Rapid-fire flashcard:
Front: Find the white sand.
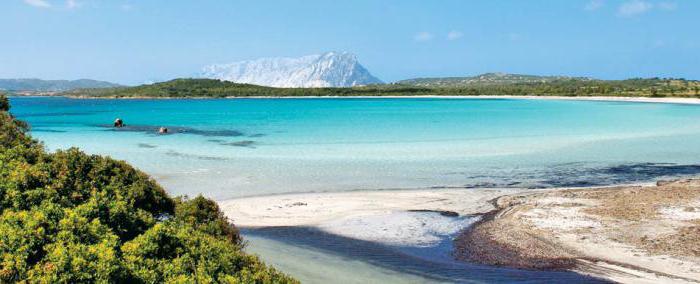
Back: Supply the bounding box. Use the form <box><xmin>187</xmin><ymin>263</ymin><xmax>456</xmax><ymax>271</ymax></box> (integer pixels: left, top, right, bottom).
<box><xmin>220</xmin><ymin>188</ymin><xmax>520</xmax><ymax>246</ymax></box>
<box><xmin>318</xmin><ymin>211</ymin><xmax>480</xmax><ymax>247</ymax></box>
<box><xmin>510</xmin><ymin>190</ymin><xmax>700</xmax><ymax>282</ymax></box>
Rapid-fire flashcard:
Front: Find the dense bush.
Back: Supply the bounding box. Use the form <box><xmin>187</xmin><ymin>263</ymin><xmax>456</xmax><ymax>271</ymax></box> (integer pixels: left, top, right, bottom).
<box><xmin>0</xmin><ymin>96</ymin><xmax>297</xmax><ymax>283</ymax></box>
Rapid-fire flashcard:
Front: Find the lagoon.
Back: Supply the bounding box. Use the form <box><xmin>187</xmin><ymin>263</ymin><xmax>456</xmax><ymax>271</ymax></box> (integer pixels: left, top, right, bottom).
<box><xmin>9</xmin><ymin>96</ymin><xmax>700</xmax><ymax>282</ymax></box>
<box><xmin>11</xmin><ymin>96</ymin><xmax>700</xmax><ymax>199</ymax></box>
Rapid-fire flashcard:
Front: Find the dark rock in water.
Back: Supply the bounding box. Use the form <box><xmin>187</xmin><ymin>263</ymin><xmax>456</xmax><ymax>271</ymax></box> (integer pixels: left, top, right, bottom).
<box><xmin>113</xmin><ymin>118</ymin><xmax>124</xmax><ymax>128</ymax></box>
<box><xmin>408</xmin><ymin>209</ymin><xmax>459</xmax><ymax>217</ymax></box>
<box><xmin>220</xmin><ymin>140</ymin><xmax>256</xmax><ymax>148</ymax></box>
<box><xmin>137</xmin><ymin>143</ymin><xmax>157</xmax><ymax>148</ymax></box>
<box><xmin>99</xmin><ymin>124</ymin><xmax>244</xmax><ymax>137</ymax></box>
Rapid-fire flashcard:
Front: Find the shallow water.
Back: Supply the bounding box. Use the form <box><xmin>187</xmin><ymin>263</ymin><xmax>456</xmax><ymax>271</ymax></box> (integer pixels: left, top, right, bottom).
<box><xmin>243</xmin><ymin>227</ymin><xmax>607</xmax><ymax>283</ymax></box>
<box><xmin>10</xmin><ymin>97</ymin><xmax>700</xmax><ymax>199</ymax></box>
<box><xmin>9</xmin><ymin>96</ymin><xmax>700</xmax><ymax>283</ymax></box>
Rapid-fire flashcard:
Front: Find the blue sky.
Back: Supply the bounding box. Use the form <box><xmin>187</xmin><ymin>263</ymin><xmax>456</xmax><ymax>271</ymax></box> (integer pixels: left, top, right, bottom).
<box><xmin>1</xmin><ymin>0</ymin><xmax>698</xmax><ymax>85</ymax></box>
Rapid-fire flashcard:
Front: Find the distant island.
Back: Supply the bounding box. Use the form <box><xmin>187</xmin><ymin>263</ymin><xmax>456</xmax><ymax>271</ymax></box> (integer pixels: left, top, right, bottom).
<box><xmin>56</xmin><ymin>73</ymin><xmax>700</xmax><ymax>99</ymax></box>
<box><xmin>0</xmin><ymin>78</ymin><xmax>121</xmax><ymax>93</ymax></box>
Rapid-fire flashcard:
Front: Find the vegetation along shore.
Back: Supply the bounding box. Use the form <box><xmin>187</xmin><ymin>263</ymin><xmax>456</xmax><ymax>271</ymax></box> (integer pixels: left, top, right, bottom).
<box><xmin>0</xmin><ymin>95</ymin><xmax>297</xmax><ymax>283</ymax></box>
<box><xmin>33</xmin><ymin>73</ymin><xmax>700</xmax><ymax>99</ymax></box>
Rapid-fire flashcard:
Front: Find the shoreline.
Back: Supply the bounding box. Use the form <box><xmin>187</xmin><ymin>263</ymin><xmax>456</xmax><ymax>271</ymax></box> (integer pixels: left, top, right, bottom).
<box><xmin>218</xmin><ymin>182</ymin><xmax>654</xmax><ymax>228</ymax></box>
<box><xmin>220</xmin><ymin>180</ymin><xmax>699</xmax><ymax>283</ymax></box>
<box><xmin>455</xmin><ymin>179</ymin><xmax>700</xmax><ymax>283</ymax></box>
<box><xmin>11</xmin><ymin>94</ymin><xmax>700</xmax><ymax>105</ymax></box>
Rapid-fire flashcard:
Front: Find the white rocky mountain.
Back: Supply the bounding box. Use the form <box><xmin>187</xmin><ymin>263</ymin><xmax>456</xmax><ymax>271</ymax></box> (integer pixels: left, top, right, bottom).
<box><xmin>200</xmin><ymin>52</ymin><xmax>382</xmax><ymax>88</ymax></box>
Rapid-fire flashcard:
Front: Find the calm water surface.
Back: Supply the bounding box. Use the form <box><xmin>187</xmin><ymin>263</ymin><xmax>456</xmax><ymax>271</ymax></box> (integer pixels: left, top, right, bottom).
<box><xmin>10</xmin><ymin>96</ymin><xmax>700</xmax><ymax>283</ymax></box>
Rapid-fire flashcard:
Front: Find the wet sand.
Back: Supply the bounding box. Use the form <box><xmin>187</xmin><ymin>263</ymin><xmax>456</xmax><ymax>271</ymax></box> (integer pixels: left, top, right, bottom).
<box><xmin>219</xmin><ymin>188</ymin><xmax>521</xmax><ymax>246</ymax></box>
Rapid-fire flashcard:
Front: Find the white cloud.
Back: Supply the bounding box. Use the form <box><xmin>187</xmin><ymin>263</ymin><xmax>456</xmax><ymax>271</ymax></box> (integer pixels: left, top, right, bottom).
<box><xmin>447</xmin><ymin>30</ymin><xmax>463</xmax><ymax>40</ymax></box>
<box><xmin>23</xmin><ymin>0</ymin><xmax>51</xmax><ymax>8</ymax></box>
<box><xmin>618</xmin><ymin>0</ymin><xmax>653</xmax><ymax>17</ymax></box>
<box><xmin>66</xmin><ymin>0</ymin><xmax>81</xmax><ymax>9</ymax></box>
<box><xmin>585</xmin><ymin>0</ymin><xmax>604</xmax><ymax>11</ymax></box>
<box><xmin>658</xmin><ymin>2</ymin><xmax>677</xmax><ymax>11</ymax></box>
<box><xmin>120</xmin><ymin>3</ymin><xmax>133</xmax><ymax>11</ymax></box>
<box><xmin>414</xmin><ymin>32</ymin><xmax>433</xmax><ymax>42</ymax></box>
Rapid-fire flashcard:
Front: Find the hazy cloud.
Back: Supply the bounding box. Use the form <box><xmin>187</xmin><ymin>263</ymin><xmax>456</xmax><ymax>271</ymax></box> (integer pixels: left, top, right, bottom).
<box><xmin>585</xmin><ymin>0</ymin><xmax>604</xmax><ymax>11</ymax></box>
<box><xmin>447</xmin><ymin>30</ymin><xmax>463</xmax><ymax>40</ymax></box>
<box><xmin>658</xmin><ymin>2</ymin><xmax>677</xmax><ymax>11</ymax></box>
<box><xmin>23</xmin><ymin>0</ymin><xmax>51</xmax><ymax>8</ymax></box>
<box><xmin>66</xmin><ymin>0</ymin><xmax>81</xmax><ymax>9</ymax></box>
<box><xmin>120</xmin><ymin>3</ymin><xmax>133</xmax><ymax>11</ymax></box>
<box><xmin>414</xmin><ymin>32</ymin><xmax>433</xmax><ymax>42</ymax></box>
<box><xmin>618</xmin><ymin>0</ymin><xmax>653</xmax><ymax>17</ymax></box>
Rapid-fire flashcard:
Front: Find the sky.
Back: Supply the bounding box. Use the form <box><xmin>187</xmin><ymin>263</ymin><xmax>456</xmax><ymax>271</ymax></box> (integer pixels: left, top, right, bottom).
<box><xmin>1</xmin><ymin>0</ymin><xmax>698</xmax><ymax>85</ymax></box>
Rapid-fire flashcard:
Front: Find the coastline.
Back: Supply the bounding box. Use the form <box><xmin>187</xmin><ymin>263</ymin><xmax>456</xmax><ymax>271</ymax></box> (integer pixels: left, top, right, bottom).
<box><xmin>455</xmin><ymin>179</ymin><xmax>700</xmax><ymax>283</ymax></box>
<box><xmin>14</xmin><ymin>94</ymin><xmax>700</xmax><ymax>105</ymax></box>
<box><xmin>221</xmin><ymin>180</ymin><xmax>700</xmax><ymax>283</ymax></box>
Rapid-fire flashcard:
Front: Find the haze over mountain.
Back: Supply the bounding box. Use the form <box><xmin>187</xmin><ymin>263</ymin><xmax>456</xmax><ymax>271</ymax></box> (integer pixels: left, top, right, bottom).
<box><xmin>0</xmin><ymin>78</ymin><xmax>121</xmax><ymax>92</ymax></box>
<box><xmin>200</xmin><ymin>52</ymin><xmax>382</xmax><ymax>88</ymax></box>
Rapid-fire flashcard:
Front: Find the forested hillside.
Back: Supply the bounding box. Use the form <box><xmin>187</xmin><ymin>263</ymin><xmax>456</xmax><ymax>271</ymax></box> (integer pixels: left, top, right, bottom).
<box><xmin>63</xmin><ymin>76</ymin><xmax>700</xmax><ymax>98</ymax></box>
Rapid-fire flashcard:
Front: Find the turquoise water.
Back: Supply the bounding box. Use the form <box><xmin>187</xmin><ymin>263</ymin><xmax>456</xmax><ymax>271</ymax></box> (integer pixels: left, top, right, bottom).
<box><xmin>10</xmin><ymin>96</ymin><xmax>700</xmax><ymax>200</ymax></box>
<box><xmin>9</xmin><ymin>96</ymin><xmax>700</xmax><ymax>283</ymax></box>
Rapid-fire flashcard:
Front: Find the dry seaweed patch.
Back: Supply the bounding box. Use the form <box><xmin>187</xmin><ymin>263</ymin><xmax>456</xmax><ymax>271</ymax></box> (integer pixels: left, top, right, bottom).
<box><xmin>584</xmin><ymin>180</ymin><xmax>700</xmax><ymax>222</ymax></box>
<box><xmin>455</xmin><ymin>179</ymin><xmax>700</xmax><ymax>283</ymax></box>
<box><xmin>454</xmin><ymin>209</ymin><xmax>579</xmax><ymax>270</ymax></box>
<box><xmin>581</xmin><ymin>180</ymin><xmax>700</xmax><ymax>258</ymax></box>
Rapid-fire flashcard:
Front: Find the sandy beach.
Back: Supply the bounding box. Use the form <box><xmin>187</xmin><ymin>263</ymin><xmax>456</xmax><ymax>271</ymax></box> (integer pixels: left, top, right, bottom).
<box><xmin>455</xmin><ymin>179</ymin><xmax>700</xmax><ymax>283</ymax></box>
<box><xmin>221</xmin><ymin>180</ymin><xmax>700</xmax><ymax>283</ymax></box>
<box><xmin>220</xmin><ymin>188</ymin><xmax>522</xmax><ymax>246</ymax></box>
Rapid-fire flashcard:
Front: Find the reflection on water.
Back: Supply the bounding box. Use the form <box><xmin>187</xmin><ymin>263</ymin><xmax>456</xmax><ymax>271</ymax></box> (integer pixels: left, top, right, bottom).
<box><xmin>243</xmin><ymin>227</ymin><xmax>609</xmax><ymax>283</ymax></box>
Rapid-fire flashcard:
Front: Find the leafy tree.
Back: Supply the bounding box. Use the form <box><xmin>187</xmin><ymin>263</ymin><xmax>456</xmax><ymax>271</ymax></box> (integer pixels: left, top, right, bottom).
<box><xmin>175</xmin><ymin>195</ymin><xmax>241</xmax><ymax>244</ymax></box>
<box><xmin>0</xmin><ymin>96</ymin><xmax>8</xmax><ymax>112</ymax></box>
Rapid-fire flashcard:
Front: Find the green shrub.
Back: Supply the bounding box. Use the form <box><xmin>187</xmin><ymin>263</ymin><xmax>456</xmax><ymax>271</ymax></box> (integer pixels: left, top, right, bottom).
<box><xmin>0</xmin><ymin>95</ymin><xmax>297</xmax><ymax>283</ymax></box>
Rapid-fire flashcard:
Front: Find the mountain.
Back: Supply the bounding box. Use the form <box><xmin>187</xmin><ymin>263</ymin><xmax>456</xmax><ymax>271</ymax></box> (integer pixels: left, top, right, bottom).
<box><xmin>398</xmin><ymin>73</ymin><xmax>592</xmax><ymax>87</ymax></box>
<box><xmin>0</xmin><ymin>78</ymin><xmax>121</xmax><ymax>92</ymax></box>
<box><xmin>200</xmin><ymin>52</ymin><xmax>383</xmax><ymax>88</ymax></box>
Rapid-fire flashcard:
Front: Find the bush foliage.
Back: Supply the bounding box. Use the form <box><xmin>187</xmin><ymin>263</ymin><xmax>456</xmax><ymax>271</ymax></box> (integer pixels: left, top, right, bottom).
<box><xmin>0</xmin><ymin>96</ymin><xmax>297</xmax><ymax>283</ymax></box>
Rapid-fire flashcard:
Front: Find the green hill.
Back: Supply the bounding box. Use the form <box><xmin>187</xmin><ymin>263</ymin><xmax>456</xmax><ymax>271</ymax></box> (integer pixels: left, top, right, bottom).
<box><xmin>397</xmin><ymin>73</ymin><xmax>592</xmax><ymax>87</ymax></box>
<box><xmin>0</xmin><ymin>78</ymin><xmax>121</xmax><ymax>92</ymax></box>
<box><xmin>63</xmin><ymin>78</ymin><xmax>434</xmax><ymax>98</ymax></box>
<box><xmin>62</xmin><ymin>76</ymin><xmax>700</xmax><ymax>98</ymax></box>
<box><xmin>0</xmin><ymin>95</ymin><xmax>297</xmax><ymax>283</ymax></box>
